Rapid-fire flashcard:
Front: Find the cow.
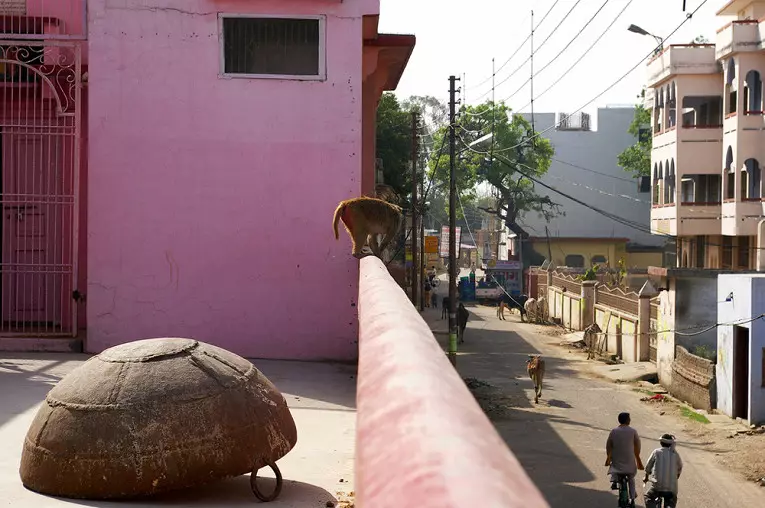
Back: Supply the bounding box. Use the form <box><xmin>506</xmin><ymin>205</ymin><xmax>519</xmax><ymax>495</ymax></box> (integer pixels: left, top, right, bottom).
<box><xmin>496</xmin><ymin>293</ymin><xmax>529</xmax><ymax>321</ymax></box>
<box><xmin>457</xmin><ymin>303</ymin><xmax>469</xmax><ymax>344</ymax></box>
<box><xmin>584</xmin><ymin>323</ymin><xmax>602</xmax><ymax>360</ymax></box>
<box><xmin>524</xmin><ymin>296</ymin><xmax>547</xmax><ymax>324</ymax></box>
<box><xmin>526</xmin><ymin>354</ymin><xmax>546</xmax><ymax>404</ymax></box>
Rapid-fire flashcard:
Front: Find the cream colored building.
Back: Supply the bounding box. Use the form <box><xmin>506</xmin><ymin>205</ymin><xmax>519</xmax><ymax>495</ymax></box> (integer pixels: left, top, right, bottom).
<box><xmin>648</xmin><ymin>0</ymin><xmax>765</xmax><ymax>269</ymax></box>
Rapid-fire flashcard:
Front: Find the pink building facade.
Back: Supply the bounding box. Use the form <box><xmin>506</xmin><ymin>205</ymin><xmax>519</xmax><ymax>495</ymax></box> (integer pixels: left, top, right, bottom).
<box><xmin>0</xmin><ymin>1</ymin><xmax>414</xmax><ymax>360</ymax></box>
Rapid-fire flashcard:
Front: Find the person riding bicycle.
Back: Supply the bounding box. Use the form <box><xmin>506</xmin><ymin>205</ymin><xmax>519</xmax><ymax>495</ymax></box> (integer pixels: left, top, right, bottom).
<box><xmin>643</xmin><ymin>434</ymin><xmax>683</xmax><ymax>508</ymax></box>
<box><xmin>605</xmin><ymin>412</ymin><xmax>644</xmax><ymax>508</ymax></box>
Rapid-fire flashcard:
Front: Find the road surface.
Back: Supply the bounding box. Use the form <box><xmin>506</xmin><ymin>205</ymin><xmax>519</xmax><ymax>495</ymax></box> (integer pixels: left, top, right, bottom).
<box><xmin>425</xmin><ymin>300</ymin><xmax>763</xmax><ymax>507</ymax></box>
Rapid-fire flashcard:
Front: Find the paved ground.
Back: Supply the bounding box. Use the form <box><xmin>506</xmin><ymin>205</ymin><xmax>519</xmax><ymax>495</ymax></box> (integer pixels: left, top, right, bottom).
<box><xmin>423</xmin><ymin>280</ymin><xmax>763</xmax><ymax>507</ymax></box>
<box><xmin>0</xmin><ymin>354</ymin><xmax>356</xmax><ymax>508</ymax></box>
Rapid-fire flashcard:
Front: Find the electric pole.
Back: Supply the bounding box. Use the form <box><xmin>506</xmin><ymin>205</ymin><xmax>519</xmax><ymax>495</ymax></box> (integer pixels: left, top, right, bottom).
<box><xmin>448</xmin><ymin>75</ymin><xmax>460</xmax><ymax>367</ymax></box>
<box><xmin>419</xmin><ymin>200</ymin><xmax>426</xmax><ymax>311</ymax></box>
<box><xmin>410</xmin><ymin>110</ymin><xmax>419</xmax><ymax>306</ymax></box>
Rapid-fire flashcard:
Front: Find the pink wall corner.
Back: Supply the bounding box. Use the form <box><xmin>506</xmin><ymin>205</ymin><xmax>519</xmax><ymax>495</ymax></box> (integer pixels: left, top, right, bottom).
<box><xmin>86</xmin><ymin>1</ymin><xmax>374</xmax><ymax>360</ymax></box>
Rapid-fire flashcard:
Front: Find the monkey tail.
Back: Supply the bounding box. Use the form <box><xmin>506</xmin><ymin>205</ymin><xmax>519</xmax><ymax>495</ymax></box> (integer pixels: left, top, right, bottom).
<box><xmin>333</xmin><ymin>203</ymin><xmax>345</xmax><ymax>240</ymax></box>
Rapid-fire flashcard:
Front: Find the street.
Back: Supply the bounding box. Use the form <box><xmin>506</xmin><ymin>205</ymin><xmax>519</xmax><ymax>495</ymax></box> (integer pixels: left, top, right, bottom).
<box><xmin>422</xmin><ymin>289</ymin><xmax>762</xmax><ymax>507</ymax></box>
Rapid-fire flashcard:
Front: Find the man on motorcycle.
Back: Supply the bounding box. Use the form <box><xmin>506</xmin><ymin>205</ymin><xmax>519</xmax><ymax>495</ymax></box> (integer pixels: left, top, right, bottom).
<box><xmin>643</xmin><ymin>434</ymin><xmax>683</xmax><ymax>508</ymax></box>
<box><xmin>605</xmin><ymin>412</ymin><xmax>643</xmax><ymax>507</ymax></box>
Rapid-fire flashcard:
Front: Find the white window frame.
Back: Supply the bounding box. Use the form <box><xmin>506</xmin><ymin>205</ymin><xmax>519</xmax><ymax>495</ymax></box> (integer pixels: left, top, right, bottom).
<box><xmin>218</xmin><ymin>13</ymin><xmax>327</xmax><ymax>81</ymax></box>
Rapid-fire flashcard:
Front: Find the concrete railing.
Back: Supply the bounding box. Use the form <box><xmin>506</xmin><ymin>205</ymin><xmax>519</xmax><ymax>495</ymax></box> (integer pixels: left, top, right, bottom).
<box><xmin>356</xmin><ymin>257</ymin><xmax>548</xmax><ymax>507</ymax></box>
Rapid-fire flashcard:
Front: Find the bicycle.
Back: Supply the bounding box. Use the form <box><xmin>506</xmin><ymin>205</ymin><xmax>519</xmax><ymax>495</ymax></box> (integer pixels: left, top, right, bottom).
<box><xmin>643</xmin><ymin>485</ymin><xmax>676</xmax><ymax>508</ymax></box>
<box><xmin>614</xmin><ymin>474</ymin><xmax>634</xmax><ymax>508</ymax></box>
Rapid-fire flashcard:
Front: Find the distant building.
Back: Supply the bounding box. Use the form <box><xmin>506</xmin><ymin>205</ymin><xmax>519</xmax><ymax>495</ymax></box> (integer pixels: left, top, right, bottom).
<box><xmin>514</xmin><ymin>108</ymin><xmax>664</xmax><ymax>270</ymax></box>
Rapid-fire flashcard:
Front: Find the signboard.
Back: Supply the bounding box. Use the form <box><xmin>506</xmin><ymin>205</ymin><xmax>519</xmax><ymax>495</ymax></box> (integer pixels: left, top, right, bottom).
<box><xmin>424</xmin><ymin>235</ymin><xmax>439</xmax><ymax>254</ymax></box>
<box><xmin>0</xmin><ymin>0</ymin><xmax>25</xmax><ymax>14</ymax></box>
<box><xmin>439</xmin><ymin>226</ymin><xmax>462</xmax><ymax>259</ymax></box>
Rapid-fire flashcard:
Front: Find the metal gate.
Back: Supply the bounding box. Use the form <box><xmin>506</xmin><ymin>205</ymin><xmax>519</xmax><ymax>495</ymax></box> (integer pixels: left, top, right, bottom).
<box><xmin>0</xmin><ymin>40</ymin><xmax>82</xmax><ymax>336</ymax></box>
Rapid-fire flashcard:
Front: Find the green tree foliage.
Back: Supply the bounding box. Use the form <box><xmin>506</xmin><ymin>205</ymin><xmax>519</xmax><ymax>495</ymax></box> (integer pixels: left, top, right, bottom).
<box><xmin>429</xmin><ymin>101</ymin><xmax>558</xmax><ymax>235</ymax></box>
<box><xmin>617</xmin><ymin>89</ymin><xmax>652</xmax><ymax>178</ymax></box>
<box><xmin>375</xmin><ymin>93</ymin><xmax>413</xmax><ymax>200</ymax></box>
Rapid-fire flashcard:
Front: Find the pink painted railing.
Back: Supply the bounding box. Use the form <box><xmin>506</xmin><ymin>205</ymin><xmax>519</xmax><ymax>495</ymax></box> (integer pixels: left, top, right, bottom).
<box><xmin>356</xmin><ymin>257</ymin><xmax>548</xmax><ymax>507</ymax></box>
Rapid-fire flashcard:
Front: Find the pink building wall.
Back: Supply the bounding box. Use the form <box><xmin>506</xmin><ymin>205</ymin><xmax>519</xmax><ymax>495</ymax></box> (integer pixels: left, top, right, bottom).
<box><xmin>86</xmin><ymin>0</ymin><xmax>380</xmax><ymax>360</ymax></box>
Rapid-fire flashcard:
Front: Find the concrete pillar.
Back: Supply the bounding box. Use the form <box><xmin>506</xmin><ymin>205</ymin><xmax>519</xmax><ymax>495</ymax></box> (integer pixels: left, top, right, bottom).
<box><xmin>757</xmin><ymin>219</ymin><xmax>765</xmax><ymax>272</ymax></box>
<box><xmin>581</xmin><ymin>281</ymin><xmax>597</xmax><ymax>328</ymax></box>
<box><xmin>638</xmin><ymin>280</ymin><xmax>660</xmax><ymax>362</ymax></box>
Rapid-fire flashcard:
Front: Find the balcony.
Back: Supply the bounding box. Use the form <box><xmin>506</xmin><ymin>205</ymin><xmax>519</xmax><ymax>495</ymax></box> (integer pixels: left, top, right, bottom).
<box><xmin>646</xmin><ymin>44</ymin><xmax>718</xmax><ymax>88</ymax></box>
<box><xmin>716</xmin><ymin>20</ymin><xmax>762</xmax><ymax>59</ymax></box>
<box><xmin>0</xmin><ymin>0</ymin><xmax>86</xmax><ymax>40</ymax></box>
<box><xmin>652</xmin><ymin>174</ymin><xmax>722</xmax><ymax>237</ymax></box>
<box><xmin>721</xmin><ymin>200</ymin><xmax>764</xmax><ymax>236</ymax></box>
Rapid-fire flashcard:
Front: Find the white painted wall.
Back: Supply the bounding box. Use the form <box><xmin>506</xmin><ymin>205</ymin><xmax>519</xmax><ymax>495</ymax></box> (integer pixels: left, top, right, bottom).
<box><xmin>717</xmin><ymin>274</ymin><xmax>765</xmax><ymax>424</ymax></box>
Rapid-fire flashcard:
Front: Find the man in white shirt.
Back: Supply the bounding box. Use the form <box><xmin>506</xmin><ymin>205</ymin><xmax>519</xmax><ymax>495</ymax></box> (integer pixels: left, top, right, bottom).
<box><xmin>643</xmin><ymin>434</ymin><xmax>683</xmax><ymax>508</ymax></box>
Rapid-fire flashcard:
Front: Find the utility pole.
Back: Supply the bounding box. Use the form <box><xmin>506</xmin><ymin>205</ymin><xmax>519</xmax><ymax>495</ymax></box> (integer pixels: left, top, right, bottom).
<box><xmin>419</xmin><ymin>200</ymin><xmax>426</xmax><ymax>311</ymax></box>
<box><xmin>448</xmin><ymin>75</ymin><xmax>460</xmax><ymax>367</ymax></box>
<box><xmin>410</xmin><ymin>110</ymin><xmax>419</xmax><ymax>306</ymax></box>
<box><xmin>530</xmin><ymin>10</ymin><xmax>536</xmax><ymax>142</ymax></box>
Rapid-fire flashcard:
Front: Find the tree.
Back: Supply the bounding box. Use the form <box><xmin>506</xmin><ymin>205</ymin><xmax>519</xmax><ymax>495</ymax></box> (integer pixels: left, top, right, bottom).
<box><xmin>617</xmin><ymin>89</ymin><xmax>651</xmax><ymax>178</ymax></box>
<box><xmin>375</xmin><ymin>93</ymin><xmax>413</xmax><ymax>200</ymax></box>
<box><xmin>428</xmin><ymin>101</ymin><xmax>558</xmax><ymax>236</ymax></box>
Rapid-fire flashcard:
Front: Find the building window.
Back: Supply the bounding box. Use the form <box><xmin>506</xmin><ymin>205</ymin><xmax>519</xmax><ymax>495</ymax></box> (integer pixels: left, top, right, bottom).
<box><xmin>220</xmin><ymin>15</ymin><xmax>326</xmax><ymax>79</ymax></box>
<box><xmin>738</xmin><ymin>236</ymin><xmax>751</xmax><ymax>269</ymax></box>
<box><xmin>725</xmin><ymin>146</ymin><xmax>735</xmax><ymax>200</ymax></box>
<box><xmin>667</xmin><ymin>82</ymin><xmax>677</xmax><ymax>127</ymax></box>
<box><xmin>591</xmin><ymin>255</ymin><xmax>607</xmax><ymax>265</ymax></box>
<box><xmin>744</xmin><ymin>158</ymin><xmax>761</xmax><ymax>199</ymax></box>
<box><xmin>722</xmin><ymin>236</ymin><xmax>734</xmax><ymax>269</ymax></box>
<box><xmin>638</xmin><ymin>175</ymin><xmax>651</xmax><ymax>193</ymax></box>
<box><xmin>744</xmin><ymin>70</ymin><xmax>763</xmax><ymax>114</ymax></box>
<box><xmin>726</xmin><ymin>58</ymin><xmax>737</xmax><ymax>115</ymax></box>
<box><xmin>695</xmin><ymin>235</ymin><xmax>706</xmax><ymax>268</ymax></box>
<box><xmin>653</xmin><ymin>163</ymin><xmax>663</xmax><ymax>205</ymax></box>
<box><xmin>565</xmin><ymin>254</ymin><xmax>585</xmax><ymax>268</ymax></box>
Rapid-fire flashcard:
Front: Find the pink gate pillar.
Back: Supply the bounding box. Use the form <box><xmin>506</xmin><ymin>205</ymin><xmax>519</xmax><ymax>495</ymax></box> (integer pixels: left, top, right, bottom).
<box><xmin>356</xmin><ymin>257</ymin><xmax>549</xmax><ymax>507</ymax></box>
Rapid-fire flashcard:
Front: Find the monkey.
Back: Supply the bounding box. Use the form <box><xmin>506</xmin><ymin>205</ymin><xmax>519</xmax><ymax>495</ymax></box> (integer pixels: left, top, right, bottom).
<box><xmin>333</xmin><ymin>197</ymin><xmax>403</xmax><ymax>259</ymax></box>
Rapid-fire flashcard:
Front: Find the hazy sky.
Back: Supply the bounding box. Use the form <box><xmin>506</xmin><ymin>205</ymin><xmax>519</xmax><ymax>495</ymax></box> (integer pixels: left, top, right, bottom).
<box><xmin>378</xmin><ymin>0</ymin><xmax>731</xmax><ymax>120</ymax></box>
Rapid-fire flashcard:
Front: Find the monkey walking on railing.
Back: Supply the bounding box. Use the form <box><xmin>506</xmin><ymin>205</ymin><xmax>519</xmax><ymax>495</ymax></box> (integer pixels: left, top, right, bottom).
<box><xmin>333</xmin><ymin>197</ymin><xmax>403</xmax><ymax>259</ymax></box>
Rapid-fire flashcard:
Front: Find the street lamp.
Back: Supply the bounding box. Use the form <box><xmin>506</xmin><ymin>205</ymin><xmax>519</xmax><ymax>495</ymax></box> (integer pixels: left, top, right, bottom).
<box><xmin>628</xmin><ymin>24</ymin><xmax>664</xmax><ymax>55</ymax></box>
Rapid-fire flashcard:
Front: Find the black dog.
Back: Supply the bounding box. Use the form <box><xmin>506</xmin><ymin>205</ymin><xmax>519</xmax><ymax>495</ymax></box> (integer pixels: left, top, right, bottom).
<box><xmin>497</xmin><ymin>293</ymin><xmax>529</xmax><ymax>322</ymax></box>
<box><xmin>457</xmin><ymin>303</ymin><xmax>469</xmax><ymax>344</ymax></box>
<box><xmin>441</xmin><ymin>297</ymin><xmax>450</xmax><ymax>319</ymax></box>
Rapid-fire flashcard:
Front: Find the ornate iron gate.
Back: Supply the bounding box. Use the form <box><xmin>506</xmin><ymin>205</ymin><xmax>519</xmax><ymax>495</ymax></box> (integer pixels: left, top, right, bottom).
<box><xmin>0</xmin><ymin>40</ymin><xmax>82</xmax><ymax>336</ymax></box>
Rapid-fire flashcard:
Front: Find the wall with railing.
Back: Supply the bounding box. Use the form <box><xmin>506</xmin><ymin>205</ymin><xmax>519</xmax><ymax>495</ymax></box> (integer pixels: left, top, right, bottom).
<box><xmin>357</xmin><ymin>257</ymin><xmax>549</xmax><ymax>507</ymax></box>
<box><xmin>538</xmin><ymin>267</ymin><xmax>654</xmax><ymax>363</ymax></box>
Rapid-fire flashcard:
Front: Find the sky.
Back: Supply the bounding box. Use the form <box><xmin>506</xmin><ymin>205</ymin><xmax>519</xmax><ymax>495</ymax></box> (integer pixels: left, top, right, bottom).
<box><xmin>378</xmin><ymin>0</ymin><xmax>732</xmax><ymax>124</ymax></box>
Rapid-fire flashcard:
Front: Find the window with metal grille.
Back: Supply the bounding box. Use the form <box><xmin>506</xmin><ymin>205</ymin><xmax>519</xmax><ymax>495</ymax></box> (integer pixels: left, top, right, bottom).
<box><xmin>220</xmin><ymin>15</ymin><xmax>324</xmax><ymax>79</ymax></box>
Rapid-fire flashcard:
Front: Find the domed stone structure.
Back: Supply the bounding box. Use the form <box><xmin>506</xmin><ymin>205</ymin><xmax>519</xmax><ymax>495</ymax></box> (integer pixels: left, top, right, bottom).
<box><xmin>19</xmin><ymin>338</ymin><xmax>297</xmax><ymax>501</ymax></box>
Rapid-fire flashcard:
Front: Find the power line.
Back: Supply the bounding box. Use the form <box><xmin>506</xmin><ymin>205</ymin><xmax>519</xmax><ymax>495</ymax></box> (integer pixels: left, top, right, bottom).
<box><xmin>501</xmin><ymin>0</ymin><xmax>611</xmax><ymax>104</ymax></box>
<box><xmin>469</xmin><ymin>0</ymin><xmax>710</xmax><ymax>154</ymax></box>
<box><xmin>518</xmin><ymin>0</ymin><xmax>634</xmax><ymax>111</ymax></box>
<box><xmin>472</xmin><ymin>0</ymin><xmax>583</xmax><ymax>104</ymax></box>
<box><xmin>467</xmin><ymin>0</ymin><xmax>556</xmax><ymax>97</ymax></box>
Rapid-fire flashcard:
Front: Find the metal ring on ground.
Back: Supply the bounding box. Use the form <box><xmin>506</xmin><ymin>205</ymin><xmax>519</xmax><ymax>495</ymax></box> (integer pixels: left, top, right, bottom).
<box><xmin>250</xmin><ymin>461</ymin><xmax>283</xmax><ymax>502</ymax></box>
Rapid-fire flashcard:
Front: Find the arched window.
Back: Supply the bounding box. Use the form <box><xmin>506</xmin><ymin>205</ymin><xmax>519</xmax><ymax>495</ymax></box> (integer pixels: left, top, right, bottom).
<box><xmin>664</xmin><ymin>159</ymin><xmax>672</xmax><ymax>204</ymax></box>
<box><xmin>565</xmin><ymin>254</ymin><xmax>585</xmax><ymax>268</ymax></box>
<box><xmin>591</xmin><ymin>255</ymin><xmax>607</xmax><ymax>265</ymax></box>
<box><xmin>668</xmin><ymin>160</ymin><xmax>676</xmax><ymax>204</ymax></box>
<box><xmin>656</xmin><ymin>162</ymin><xmax>664</xmax><ymax>205</ymax></box>
<box><xmin>652</xmin><ymin>163</ymin><xmax>660</xmax><ymax>204</ymax></box>
<box><xmin>668</xmin><ymin>82</ymin><xmax>677</xmax><ymax>127</ymax></box>
<box><xmin>726</xmin><ymin>58</ymin><xmax>738</xmax><ymax>115</ymax></box>
<box><xmin>744</xmin><ymin>158</ymin><xmax>761</xmax><ymax>199</ymax></box>
<box><xmin>725</xmin><ymin>146</ymin><xmax>735</xmax><ymax>199</ymax></box>
<box><xmin>744</xmin><ymin>70</ymin><xmax>762</xmax><ymax>113</ymax></box>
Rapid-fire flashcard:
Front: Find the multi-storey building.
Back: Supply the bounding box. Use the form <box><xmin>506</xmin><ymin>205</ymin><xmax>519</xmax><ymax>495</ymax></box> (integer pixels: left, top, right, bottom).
<box><xmin>648</xmin><ymin>0</ymin><xmax>765</xmax><ymax>269</ymax></box>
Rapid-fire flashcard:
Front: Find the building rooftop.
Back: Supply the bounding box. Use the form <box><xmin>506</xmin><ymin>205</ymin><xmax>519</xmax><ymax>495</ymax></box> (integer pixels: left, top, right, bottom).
<box><xmin>0</xmin><ymin>354</ymin><xmax>356</xmax><ymax>507</ymax></box>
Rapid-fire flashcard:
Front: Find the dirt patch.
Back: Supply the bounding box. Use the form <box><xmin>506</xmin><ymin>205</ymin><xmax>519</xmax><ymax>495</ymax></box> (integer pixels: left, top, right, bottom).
<box><xmin>463</xmin><ymin>377</ymin><xmax>522</xmax><ymax>420</ymax></box>
<box><xmin>333</xmin><ymin>490</ymin><xmax>355</xmax><ymax>508</ymax></box>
